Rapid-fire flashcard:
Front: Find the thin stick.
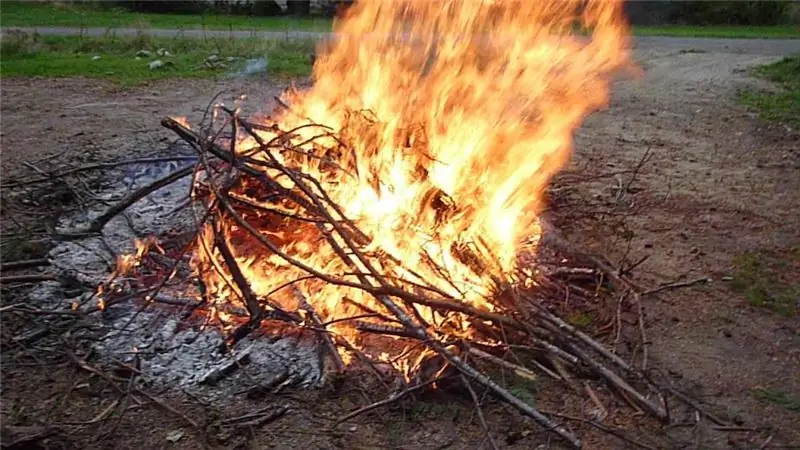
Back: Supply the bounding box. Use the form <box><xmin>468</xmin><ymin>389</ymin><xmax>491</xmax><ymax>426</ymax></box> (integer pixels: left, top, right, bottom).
<box><xmin>135</xmin><ymin>388</ymin><xmax>201</xmax><ymax>430</ymax></box>
<box><xmin>333</xmin><ymin>377</ymin><xmax>443</xmax><ymax>427</ymax></box>
<box><xmin>293</xmin><ymin>287</ymin><xmax>346</xmax><ymax>372</ymax></box>
<box><xmin>461</xmin><ymin>374</ymin><xmax>499</xmax><ymax>450</ymax></box>
<box><xmin>60</xmin><ymin>164</ymin><xmax>194</xmax><ymax>237</ymax></box>
<box><xmin>635</xmin><ymin>291</ymin><xmax>649</xmax><ymax>370</ymax></box>
<box><xmin>0</xmin><ymin>157</ymin><xmax>198</xmax><ymax>188</ymax></box>
<box><xmin>212</xmin><ymin>214</ymin><xmax>262</xmax><ymax>323</ymax></box>
<box><xmin>0</xmin><ymin>274</ymin><xmax>57</xmax><ymax>284</ymax></box>
<box><xmin>540</xmin><ymin>410</ymin><xmax>656</xmax><ymax>450</ymax></box>
<box><xmin>467</xmin><ymin>347</ymin><xmax>537</xmax><ymax>382</ymax></box>
<box><xmin>0</xmin><ymin>258</ymin><xmax>50</xmax><ymax>271</ymax></box>
<box><xmin>642</xmin><ymin>277</ymin><xmax>711</xmax><ymax>296</ymax></box>
<box><xmin>564</xmin><ymin>342</ymin><xmax>667</xmax><ymax>421</ymax></box>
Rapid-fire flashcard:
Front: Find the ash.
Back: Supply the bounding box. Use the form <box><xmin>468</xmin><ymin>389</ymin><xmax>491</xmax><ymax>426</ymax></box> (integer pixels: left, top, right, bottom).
<box><xmin>28</xmin><ymin>151</ymin><xmax>323</xmax><ymax>402</ymax></box>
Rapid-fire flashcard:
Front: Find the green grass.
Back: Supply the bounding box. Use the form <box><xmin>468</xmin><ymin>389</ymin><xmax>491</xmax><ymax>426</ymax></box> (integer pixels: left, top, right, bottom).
<box><xmin>738</xmin><ymin>55</ymin><xmax>800</xmax><ymax>127</ymax></box>
<box><xmin>0</xmin><ymin>31</ymin><xmax>314</xmax><ymax>86</ymax></box>
<box><xmin>633</xmin><ymin>25</ymin><xmax>800</xmax><ymax>39</ymax></box>
<box><xmin>729</xmin><ymin>251</ymin><xmax>798</xmax><ymax>317</ymax></box>
<box><xmin>752</xmin><ymin>388</ymin><xmax>800</xmax><ymax>413</ymax></box>
<box><xmin>3</xmin><ymin>3</ymin><xmax>799</xmax><ymax>39</ymax></box>
<box><xmin>0</xmin><ymin>1</ymin><xmax>333</xmax><ymax>32</ymax></box>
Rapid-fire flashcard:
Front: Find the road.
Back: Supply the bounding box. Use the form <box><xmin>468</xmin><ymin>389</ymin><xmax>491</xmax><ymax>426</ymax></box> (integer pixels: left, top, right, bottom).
<box><xmin>3</xmin><ymin>26</ymin><xmax>799</xmax><ymax>56</ymax></box>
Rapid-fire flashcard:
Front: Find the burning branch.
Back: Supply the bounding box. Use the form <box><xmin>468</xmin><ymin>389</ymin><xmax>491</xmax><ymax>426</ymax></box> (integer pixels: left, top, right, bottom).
<box><xmin>150</xmin><ymin>111</ymin><xmax>672</xmax><ymax>448</ymax></box>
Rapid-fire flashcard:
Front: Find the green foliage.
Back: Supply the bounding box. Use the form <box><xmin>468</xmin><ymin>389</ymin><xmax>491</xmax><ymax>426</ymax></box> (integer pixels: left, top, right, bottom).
<box><xmin>567</xmin><ymin>312</ymin><xmax>593</xmax><ymax>329</ymax></box>
<box><xmin>669</xmin><ymin>1</ymin><xmax>792</xmax><ymax>26</ymax></box>
<box><xmin>0</xmin><ymin>32</ymin><xmax>315</xmax><ymax>86</ymax></box>
<box><xmin>507</xmin><ymin>384</ymin><xmax>537</xmax><ymax>406</ymax></box>
<box><xmin>752</xmin><ymin>55</ymin><xmax>800</xmax><ymax>86</ymax></box>
<box><xmin>114</xmin><ymin>0</ymin><xmax>212</xmax><ymax>15</ymax></box>
<box><xmin>752</xmin><ymin>388</ymin><xmax>800</xmax><ymax>412</ymax></box>
<box><xmin>632</xmin><ymin>25</ymin><xmax>800</xmax><ymax>39</ymax></box>
<box><xmin>738</xmin><ymin>55</ymin><xmax>800</xmax><ymax>128</ymax></box>
<box><xmin>729</xmin><ymin>251</ymin><xmax>798</xmax><ymax>317</ymax></box>
<box><xmin>0</xmin><ymin>1</ymin><xmax>333</xmax><ymax>30</ymax></box>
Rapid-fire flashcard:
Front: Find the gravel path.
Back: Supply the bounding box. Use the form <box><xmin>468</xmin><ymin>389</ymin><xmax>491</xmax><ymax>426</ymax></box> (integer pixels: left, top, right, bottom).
<box><xmin>3</xmin><ymin>26</ymin><xmax>799</xmax><ymax>55</ymax></box>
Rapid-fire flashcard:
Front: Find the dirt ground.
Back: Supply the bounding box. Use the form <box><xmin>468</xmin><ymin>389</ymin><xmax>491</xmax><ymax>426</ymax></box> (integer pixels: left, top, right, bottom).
<box><xmin>1</xmin><ymin>43</ymin><xmax>798</xmax><ymax>449</ymax></box>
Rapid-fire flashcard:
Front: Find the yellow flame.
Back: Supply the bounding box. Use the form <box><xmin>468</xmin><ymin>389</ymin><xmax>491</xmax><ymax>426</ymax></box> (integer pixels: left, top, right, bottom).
<box><xmin>192</xmin><ymin>0</ymin><xmax>631</xmax><ymax>371</ymax></box>
<box><xmin>96</xmin><ymin>237</ymin><xmax>160</xmax><ymax>309</ymax></box>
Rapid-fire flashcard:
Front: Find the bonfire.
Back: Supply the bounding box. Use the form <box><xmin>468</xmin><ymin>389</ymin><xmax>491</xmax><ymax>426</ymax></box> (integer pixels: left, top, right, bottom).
<box><xmin>41</xmin><ymin>0</ymin><xmax>684</xmax><ymax>447</ymax></box>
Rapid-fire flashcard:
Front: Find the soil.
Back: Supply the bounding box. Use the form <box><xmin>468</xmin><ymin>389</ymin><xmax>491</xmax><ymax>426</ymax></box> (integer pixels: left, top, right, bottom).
<box><xmin>1</xmin><ymin>43</ymin><xmax>798</xmax><ymax>449</ymax></box>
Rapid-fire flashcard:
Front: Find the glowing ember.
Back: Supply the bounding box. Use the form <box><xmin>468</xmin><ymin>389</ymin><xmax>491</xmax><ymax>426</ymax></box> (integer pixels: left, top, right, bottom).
<box><xmin>114</xmin><ymin>0</ymin><xmax>632</xmax><ymax>376</ymax></box>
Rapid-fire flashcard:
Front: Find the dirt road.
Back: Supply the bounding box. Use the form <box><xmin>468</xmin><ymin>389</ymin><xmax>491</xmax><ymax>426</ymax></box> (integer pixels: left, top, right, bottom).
<box><xmin>1</xmin><ymin>38</ymin><xmax>798</xmax><ymax>449</ymax></box>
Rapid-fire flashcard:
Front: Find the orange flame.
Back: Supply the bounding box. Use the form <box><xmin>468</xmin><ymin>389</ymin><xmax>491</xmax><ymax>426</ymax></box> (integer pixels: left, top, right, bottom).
<box><xmin>96</xmin><ymin>237</ymin><xmax>160</xmax><ymax>310</ymax></box>
<box><xmin>191</xmin><ymin>0</ymin><xmax>631</xmax><ymax>372</ymax></box>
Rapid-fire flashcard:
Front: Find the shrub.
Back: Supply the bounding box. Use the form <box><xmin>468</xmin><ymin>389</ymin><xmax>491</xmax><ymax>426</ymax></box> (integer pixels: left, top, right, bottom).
<box><xmin>668</xmin><ymin>1</ymin><xmax>791</xmax><ymax>26</ymax></box>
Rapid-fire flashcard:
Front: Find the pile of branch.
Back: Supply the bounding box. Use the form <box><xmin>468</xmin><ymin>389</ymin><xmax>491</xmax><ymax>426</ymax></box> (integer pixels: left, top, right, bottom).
<box><xmin>127</xmin><ymin>108</ymin><xmax>674</xmax><ymax>449</ymax></box>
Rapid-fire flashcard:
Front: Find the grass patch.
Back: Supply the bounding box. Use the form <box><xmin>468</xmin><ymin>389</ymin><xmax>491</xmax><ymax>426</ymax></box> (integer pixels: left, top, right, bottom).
<box><xmin>729</xmin><ymin>251</ymin><xmax>798</xmax><ymax>317</ymax></box>
<box><xmin>752</xmin><ymin>388</ymin><xmax>800</xmax><ymax>413</ymax></box>
<box><xmin>0</xmin><ymin>1</ymin><xmax>332</xmax><ymax>31</ymax></box>
<box><xmin>0</xmin><ymin>31</ymin><xmax>314</xmax><ymax>86</ymax></box>
<box><xmin>566</xmin><ymin>312</ymin><xmax>594</xmax><ymax>329</ymax></box>
<box><xmin>632</xmin><ymin>25</ymin><xmax>800</xmax><ymax>39</ymax></box>
<box><xmin>738</xmin><ymin>55</ymin><xmax>800</xmax><ymax>127</ymax></box>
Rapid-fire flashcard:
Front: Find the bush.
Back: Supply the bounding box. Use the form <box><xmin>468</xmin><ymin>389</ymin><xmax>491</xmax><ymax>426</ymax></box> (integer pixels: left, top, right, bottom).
<box><xmin>668</xmin><ymin>1</ymin><xmax>791</xmax><ymax>26</ymax></box>
<box><xmin>116</xmin><ymin>0</ymin><xmax>210</xmax><ymax>14</ymax></box>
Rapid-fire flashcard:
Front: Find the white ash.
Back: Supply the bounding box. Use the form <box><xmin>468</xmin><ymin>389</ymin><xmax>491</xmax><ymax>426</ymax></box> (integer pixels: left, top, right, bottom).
<box><xmin>52</xmin><ymin>158</ymin><xmax>196</xmax><ymax>286</ymax></box>
<box><xmin>29</xmin><ymin>156</ymin><xmax>323</xmax><ymax>402</ymax></box>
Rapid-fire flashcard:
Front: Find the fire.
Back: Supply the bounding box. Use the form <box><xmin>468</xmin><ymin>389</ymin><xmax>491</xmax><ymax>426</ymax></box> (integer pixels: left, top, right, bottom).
<box><xmin>96</xmin><ymin>237</ymin><xmax>161</xmax><ymax>310</ymax></box>
<box><xmin>187</xmin><ymin>0</ymin><xmax>630</xmax><ymax>373</ymax></box>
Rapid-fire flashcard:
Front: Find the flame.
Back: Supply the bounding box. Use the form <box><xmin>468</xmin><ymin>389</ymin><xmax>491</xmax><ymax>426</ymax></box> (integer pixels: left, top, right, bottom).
<box><xmin>191</xmin><ymin>0</ymin><xmax>629</xmax><ymax>374</ymax></box>
<box><xmin>172</xmin><ymin>116</ymin><xmax>191</xmax><ymax>128</ymax></box>
<box><xmin>96</xmin><ymin>237</ymin><xmax>160</xmax><ymax>310</ymax></box>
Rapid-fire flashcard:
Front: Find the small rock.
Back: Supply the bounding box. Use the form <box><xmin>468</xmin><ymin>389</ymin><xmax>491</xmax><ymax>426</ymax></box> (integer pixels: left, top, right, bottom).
<box><xmin>166</xmin><ymin>429</ymin><xmax>184</xmax><ymax>443</ymax></box>
<box><xmin>91</xmin><ymin>55</ymin><xmax>101</xmax><ymax>60</ymax></box>
<box><xmin>156</xmin><ymin>48</ymin><xmax>171</xmax><ymax>57</ymax></box>
<box><xmin>136</xmin><ymin>50</ymin><xmax>152</xmax><ymax>58</ymax></box>
<box><xmin>148</xmin><ymin>60</ymin><xmax>173</xmax><ymax>70</ymax></box>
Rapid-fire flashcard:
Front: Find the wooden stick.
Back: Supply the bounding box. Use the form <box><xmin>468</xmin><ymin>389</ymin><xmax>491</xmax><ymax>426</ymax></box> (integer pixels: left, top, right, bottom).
<box><xmin>0</xmin><ymin>258</ymin><xmax>50</xmax><ymax>271</ymax></box>
<box><xmin>333</xmin><ymin>376</ymin><xmax>444</xmax><ymax>426</ymax></box>
<box><xmin>0</xmin><ymin>274</ymin><xmax>56</xmax><ymax>284</ymax></box>
<box><xmin>461</xmin><ymin>374</ymin><xmax>499</xmax><ymax>450</ymax></box>
<box><xmin>467</xmin><ymin>347</ymin><xmax>537</xmax><ymax>382</ymax></box>
<box><xmin>59</xmin><ymin>164</ymin><xmax>194</xmax><ymax>237</ymax></box>
<box><xmin>642</xmin><ymin>277</ymin><xmax>711</xmax><ymax>296</ymax></box>
<box><xmin>1</xmin><ymin>156</ymin><xmax>198</xmax><ymax>188</ymax></box>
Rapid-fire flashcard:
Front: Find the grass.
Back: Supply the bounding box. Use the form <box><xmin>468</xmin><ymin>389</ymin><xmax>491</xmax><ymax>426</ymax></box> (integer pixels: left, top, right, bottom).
<box><xmin>3</xmin><ymin>2</ymin><xmax>799</xmax><ymax>39</ymax></box>
<box><xmin>632</xmin><ymin>25</ymin><xmax>800</xmax><ymax>39</ymax></box>
<box><xmin>0</xmin><ymin>1</ymin><xmax>332</xmax><ymax>32</ymax></box>
<box><xmin>0</xmin><ymin>31</ymin><xmax>315</xmax><ymax>86</ymax></box>
<box><xmin>738</xmin><ymin>55</ymin><xmax>800</xmax><ymax>127</ymax></box>
<box><xmin>752</xmin><ymin>388</ymin><xmax>800</xmax><ymax>413</ymax></box>
<box><xmin>729</xmin><ymin>251</ymin><xmax>798</xmax><ymax>317</ymax></box>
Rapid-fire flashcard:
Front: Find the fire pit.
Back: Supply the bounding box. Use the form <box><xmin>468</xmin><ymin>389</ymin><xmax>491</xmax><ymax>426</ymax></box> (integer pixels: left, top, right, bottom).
<box><xmin>9</xmin><ymin>1</ymin><xmax>691</xmax><ymax>447</ymax></box>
